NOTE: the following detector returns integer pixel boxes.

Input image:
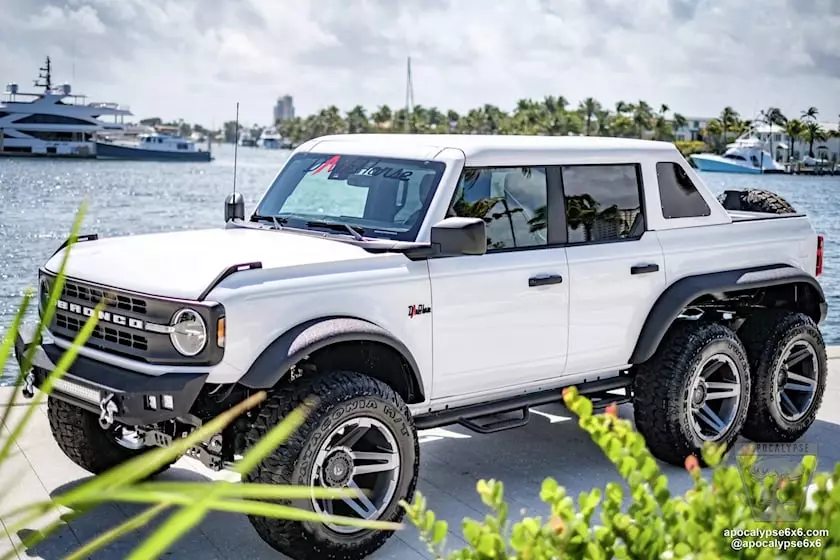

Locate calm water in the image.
[1,145,839,383]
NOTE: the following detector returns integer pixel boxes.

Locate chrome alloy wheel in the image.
[310,417,401,534]
[688,354,743,441]
[773,339,819,422]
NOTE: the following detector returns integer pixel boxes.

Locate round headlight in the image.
[169,309,207,356]
[39,277,51,311]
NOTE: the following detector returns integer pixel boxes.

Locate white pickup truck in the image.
[15,134,828,560]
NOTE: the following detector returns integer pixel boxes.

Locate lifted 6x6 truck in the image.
[16,134,827,560]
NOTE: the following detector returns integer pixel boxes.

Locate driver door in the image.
[428,166,569,400]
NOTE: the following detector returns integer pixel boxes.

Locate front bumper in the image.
[14,324,208,427]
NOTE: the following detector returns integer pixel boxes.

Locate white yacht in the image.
[0,57,131,157]
[257,128,283,149]
[690,126,786,174]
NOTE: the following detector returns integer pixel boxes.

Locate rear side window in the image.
[561,164,644,244]
[656,162,711,218]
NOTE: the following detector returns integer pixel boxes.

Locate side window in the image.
[656,162,711,218]
[561,164,644,244]
[449,167,548,250]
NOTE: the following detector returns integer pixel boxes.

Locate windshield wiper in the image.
[306,220,365,241]
[250,215,288,230]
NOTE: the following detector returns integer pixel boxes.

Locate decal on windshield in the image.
[309,155,341,175]
[361,166,414,181]
[308,155,415,182]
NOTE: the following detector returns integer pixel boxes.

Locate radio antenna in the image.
[233,102,240,196]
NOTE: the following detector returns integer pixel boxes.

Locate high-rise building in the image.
[274,95,295,123]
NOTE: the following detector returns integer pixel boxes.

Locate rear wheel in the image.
[633,322,751,466]
[738,310,827,442]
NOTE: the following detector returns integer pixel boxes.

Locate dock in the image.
[3,346,840,559]
[783,162,839,176]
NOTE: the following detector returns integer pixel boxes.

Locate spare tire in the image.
[717,189,796,214]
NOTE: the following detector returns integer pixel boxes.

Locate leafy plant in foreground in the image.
[1,203,401,559]
[405,386,837,559]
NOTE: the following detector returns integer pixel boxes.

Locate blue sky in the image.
[2,0,839,127]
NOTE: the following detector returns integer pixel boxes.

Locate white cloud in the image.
[1,0,838,127]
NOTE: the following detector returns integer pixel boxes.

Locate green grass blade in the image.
[232,396,316,476]
[126,482,229,560]
[18,201,88,377]
[131,482,363,501]
[0,292,32,432]
[188,497,403,530]
[54,484,362,509]
[0,300,102,467]
[65,503,170,560]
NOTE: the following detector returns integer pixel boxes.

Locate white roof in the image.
[306,133,677,165]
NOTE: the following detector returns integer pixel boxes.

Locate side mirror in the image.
[224,192,245,222]
[430,217,486,256]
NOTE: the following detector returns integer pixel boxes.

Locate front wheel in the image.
[244,371,419,560]
[633,322,751,466]
[47,397,167,475]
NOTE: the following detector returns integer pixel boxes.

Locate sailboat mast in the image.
[404,56,413,133]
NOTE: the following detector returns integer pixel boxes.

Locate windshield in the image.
[253,152,446,241]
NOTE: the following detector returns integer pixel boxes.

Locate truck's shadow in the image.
[16,403,840,560]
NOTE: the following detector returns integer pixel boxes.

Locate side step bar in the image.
[414,374,634,433]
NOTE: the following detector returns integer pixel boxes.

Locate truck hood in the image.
[45,227,384,300]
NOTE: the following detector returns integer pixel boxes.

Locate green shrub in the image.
[675,140,711,158]
[1,204,400,560]
[404,386,836,559]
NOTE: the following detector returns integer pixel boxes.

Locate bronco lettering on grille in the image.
[57,299,161,332]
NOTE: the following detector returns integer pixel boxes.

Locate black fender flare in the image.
[238,316,425,400]
[629,264,827,365]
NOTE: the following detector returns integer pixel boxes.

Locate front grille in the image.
[62,281,147,315]
[40,270,225,366]
[46,276,158,361]
[56,312,149,352]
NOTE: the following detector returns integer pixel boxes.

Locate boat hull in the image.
[94,142,213,162]
[690,154,763,174]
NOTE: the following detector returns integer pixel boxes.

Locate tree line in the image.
[142,99,840,158]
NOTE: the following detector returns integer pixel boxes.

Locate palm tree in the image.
[652,105,673,141]
[702,119,724,151]
[761,107,787,127]
[803,121,828,158]
[631,101,654,138]
[784,119,805,162]
[578,97,601,136]
[671,113,688,138]
[801,106,819,121]
[345,105,370,134]
[719,106,740,142]
[371,105,392,130]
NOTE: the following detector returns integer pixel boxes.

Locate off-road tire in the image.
[47,397,168,475]
[738,310,827,442]
[633,321,751,466]
[716,188,796,214]
[244,371,419,560]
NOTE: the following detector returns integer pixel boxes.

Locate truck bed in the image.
[727,210,807,222]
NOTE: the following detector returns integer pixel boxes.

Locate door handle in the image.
[631,264,660,275]
[528,274,563,287]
